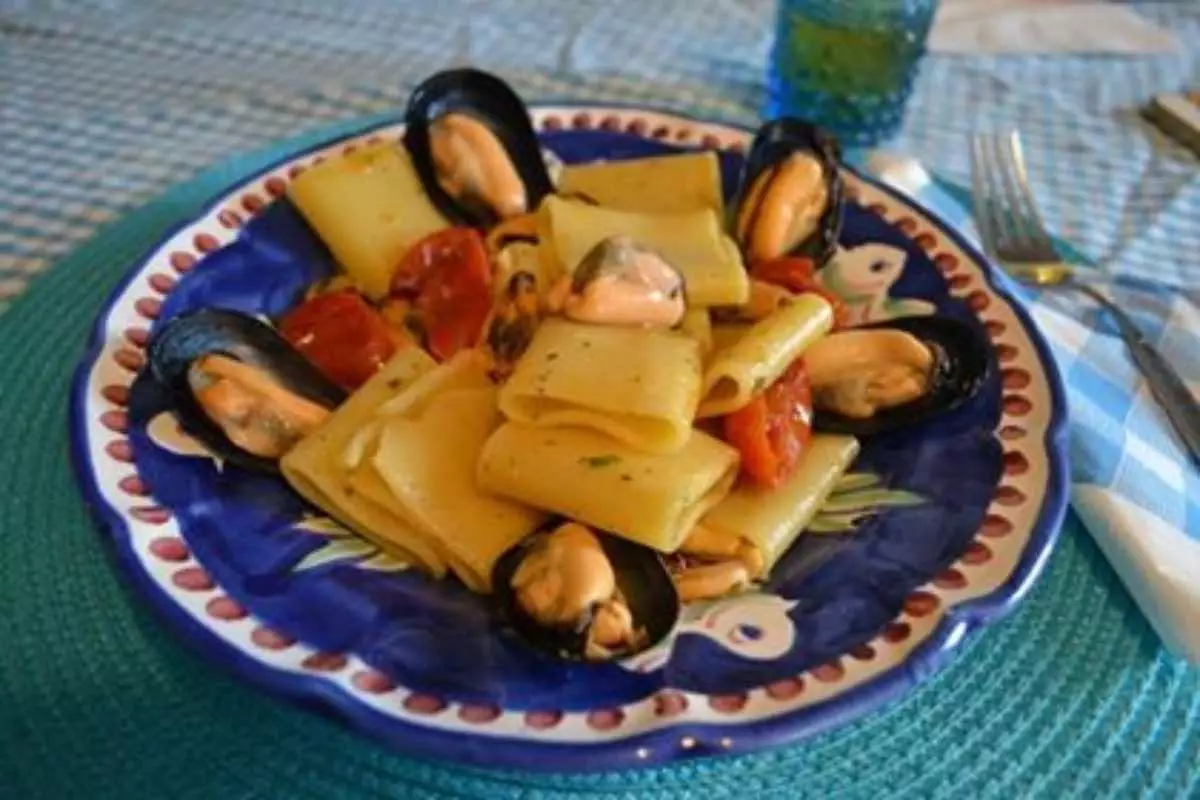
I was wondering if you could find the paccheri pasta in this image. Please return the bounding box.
[537,195,750,308]
[557,151,725,216]
[499,319,704,454]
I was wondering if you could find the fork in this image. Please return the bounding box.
[970,131,1200,467]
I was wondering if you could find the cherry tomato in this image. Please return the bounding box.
[750,256,850,330]
[279,290,401,391]
[722,359,814,489]
[391,228,493,361]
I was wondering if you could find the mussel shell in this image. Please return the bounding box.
[730,118,844,267]
[404,68,554,228]
[144,308,347,473]
[491,526,680,663]
[812,315,993,437]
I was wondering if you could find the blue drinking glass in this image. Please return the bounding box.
[765,0,939,147]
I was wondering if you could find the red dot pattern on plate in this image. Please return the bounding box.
[352,670,396,694]
[625,118,647,136]
[931,255,960,273]
[134,298,162,320]
[883,621,912,643]
[995,485,1026,506]
[458,704,502,724]
[217,209,243,229]
[811,661,845,683]
[1004,451,1030,476]
[654,691,688,717]
[265,177,287,197]
[100,410,128,433]
[541,116,563,131]
[849,643,876,661]
[999,425,1026,441]
[366,136,382,146]
[903,591,940,618]
[765,677,805,700]
[961,541,993,565]
[1003,394,1032,416]
[242,194,265,214]
[914,233,937,251]
[524,709,563,730]
[172,567,214,591]
[967,291,990,311]
[651,125,670,140]
[985,320,1006,338]
[600,115,620,131]
[1002,368,1031,389]
[206,596,247,621]
[170,252,197,273]
[708,693,749,713]
[674,128,692,142]
[101,385,130,406]
[701,133,721,149]
[933,569,967,590]
[843,185,861,203]
[251,627,295,650]
[403,694,447,715]
[995,344,1018,363]
[130,506,171,525]
[147,273,176,294]
[113,348,143,372]
[586,708,625,730]
[895,217,918,234]
[342,144,359,156]
[980,514,1014,538]
[288,164,307,179]
[948,274,971,290]
[867,203,887,216]
[194,233,220,253]
[105,440,134,462]
[118,475,148,496]
[149,537,189,562]
[725,140,746,154]
[124,327,150,347]
[572,112,593,129]
[302,652,348,672]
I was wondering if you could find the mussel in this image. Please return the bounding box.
[730,118,844,267]
[144,309,347,473]
[485,269,542,379]
[492,522,680,663]
[404,68,554,229]
[807,315,991,437]
[547,235,687,328]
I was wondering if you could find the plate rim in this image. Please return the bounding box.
[68,103,1071,772]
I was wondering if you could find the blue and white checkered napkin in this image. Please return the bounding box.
[866,155,1200,663]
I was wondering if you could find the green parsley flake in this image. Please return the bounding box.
[580,454,622,468]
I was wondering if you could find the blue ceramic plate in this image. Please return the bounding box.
[71,106,1070,771]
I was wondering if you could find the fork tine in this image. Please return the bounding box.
[970,134,1005,259]
[988,132,1058,261]
[1003,132,1059,256]
[974,133,1021,259]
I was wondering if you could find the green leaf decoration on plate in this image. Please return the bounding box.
[290,516,411,573]
[807,473,927,536]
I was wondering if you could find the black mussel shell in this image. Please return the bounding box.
[812,315,993,437]
[144,308,346,473]
[404,68,554,228]
[730,117,844,267]
[492,527,680,663]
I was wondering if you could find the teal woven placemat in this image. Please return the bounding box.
[0,118,1196,800]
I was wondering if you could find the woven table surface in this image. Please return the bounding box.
[1,1,1198,798]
